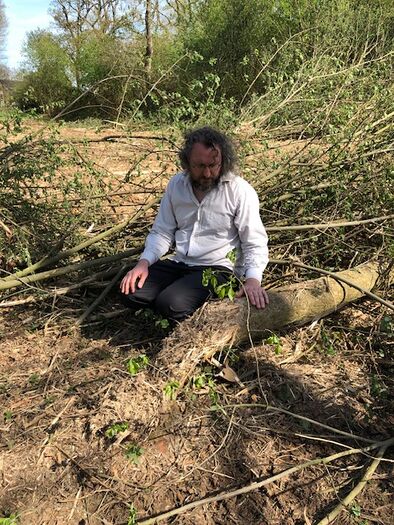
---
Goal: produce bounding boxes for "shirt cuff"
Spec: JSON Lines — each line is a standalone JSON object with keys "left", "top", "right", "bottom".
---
{"left": 245, "top": 267, "right": 263, "bottom": 282}
{"left": 139, "top": 250, "right": 157, "bottom": 266}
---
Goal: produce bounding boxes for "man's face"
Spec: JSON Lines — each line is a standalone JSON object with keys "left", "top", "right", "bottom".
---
{"left": 188, "top": 143, "right": 222, "bottom": 192}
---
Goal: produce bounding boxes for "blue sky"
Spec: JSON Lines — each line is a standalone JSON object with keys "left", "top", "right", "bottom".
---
{"left": 5, "top": 0, "right": 51, "bottom": 70}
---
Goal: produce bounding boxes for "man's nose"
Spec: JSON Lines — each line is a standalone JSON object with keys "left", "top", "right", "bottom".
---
{"left": 203, "top": 166, "right": 212, "bottom": 177}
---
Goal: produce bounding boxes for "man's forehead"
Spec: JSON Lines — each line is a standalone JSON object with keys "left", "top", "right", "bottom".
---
{"left": 190, "top": 142, "right": 221, "bottom": 160}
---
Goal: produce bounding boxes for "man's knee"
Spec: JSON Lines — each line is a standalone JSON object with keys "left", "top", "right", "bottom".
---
{"left": 121, "top": 290, "right": 152, "bottom": 309}
{"left": 154, "top": 288, "right": 208, "bottom": 320}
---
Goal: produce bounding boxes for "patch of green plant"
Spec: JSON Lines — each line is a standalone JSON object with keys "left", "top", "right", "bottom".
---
{"left": 266, "top": 334, "right": 283, "bottom": 355}
{"left": 370, "top": 374, "right": 388, "bottom": 399}
{"left": 126, "top": 354, "right": 149, "bottom": 376}
{"left": 3, "top": 410, "right": 13, "bottom": 422}
{"left": 163, "top": 380, "right": 179, "bottom": 400}
{"left": 0, "top": 514, "right": 19, "bottom": 525}
{"left": 191, "top": 368, "right": 219, "bottom": 406}
{"left": 125, "top": 444, "right": 143, "bottom": 464}
{"left": 350, "top": 503, "right": 361, "bottom": 517}
{"left": 28, "top": 373, "right": 41, "bottom": 386}
{"left": 105, "top": 421, "right": 129, "bottom": 438}
{"left": 134, "top": 309, "right": 170, "bottom": 330}
{"left": 127, "top": 504, "right": 137, "bottom": 525}
{"left": 202, "top": 268, "right": 238, "bottom": 300}
{"left": 319, "top": 328, "right": 337, "bottom": 356}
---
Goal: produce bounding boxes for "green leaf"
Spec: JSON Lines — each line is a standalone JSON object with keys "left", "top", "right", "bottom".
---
{"left": 127, "top": 355, "right": 149, "bottom": 376}
{"left": 105, "top": 422, "right": 129, "bottom": 438}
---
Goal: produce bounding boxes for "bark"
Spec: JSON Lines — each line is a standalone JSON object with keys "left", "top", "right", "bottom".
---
{"left": 144, "top": 0, "right": 153, "bottom": 80}
{"left": 158, "top": 261, "right": 385, "bottom": 383}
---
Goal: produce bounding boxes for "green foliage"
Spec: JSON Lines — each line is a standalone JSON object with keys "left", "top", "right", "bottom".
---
{"left": 3, "top": 410, "right": 13, "bottom": 422}
{"left": 125, "top": 444, "right": 143, "bottom": 464}
{"left": 163, "top": 380, "right": 179, "bottom": 400}
{"left": 350, "top": 503, "right": 362, "bottom": 518}
{"left": 319, "top": 329, "right": 338, "bottom": 357}
{"left": 266, "top": 334, "right": 283, "bottom": 355}
{"left": 28, "top": 373, "right": 41, "bottom": 386}
{"left": 126, "top": 355, "right": 150, "bottom": 376}
{"left": 105, "top": 421, "right": 129, "bottom": 438}
{"left": 134, "top": 308, "right": 170, "bottom": 330}
{"left": 127, "top": 504, "right": 137, "bottom": 525}
{"left": 370, "top": 374, "right": 388, "bottom": 399}
{"left": 202, "top": 268, "right": 238, "bottom": 301}
{"left": 14, "top": 30, "right": 74, "bottom": 115}
{"left": 0, "top": 515, "right": 19, "bottom": 525}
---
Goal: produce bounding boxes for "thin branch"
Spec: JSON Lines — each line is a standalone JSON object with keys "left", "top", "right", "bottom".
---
{"left": 136, "top": 437, "right": 394, "bottom": 525}
{"left": 75, "top": 264, "right": 126, "bottom": 326}
{"left": 0, "top": 249, "right": 141, "bottom": 292}
{"left": 3, "top": 197, "right": 159, "bottom": 282}
{"left": 316, "top": 442, "right": 390, "bottom": 525}
{"left": 266, "top": 214, "right": 394, "bottom": 232}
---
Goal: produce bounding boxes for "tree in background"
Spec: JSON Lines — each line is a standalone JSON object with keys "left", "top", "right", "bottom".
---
{"left": 13, "top": 30, "right": 74, "bottom": 115}
{"left": 11, "top": 0, "right": 394, "bottom": 119}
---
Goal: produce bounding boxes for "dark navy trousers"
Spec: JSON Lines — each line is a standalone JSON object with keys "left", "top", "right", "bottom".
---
{"left": 122, "top": 259, "right": 231, "bottom": 321}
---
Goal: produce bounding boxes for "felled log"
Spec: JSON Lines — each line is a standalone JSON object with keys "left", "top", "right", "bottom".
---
{"left": 158, "top": 261, "right": 384, "bottom": 385}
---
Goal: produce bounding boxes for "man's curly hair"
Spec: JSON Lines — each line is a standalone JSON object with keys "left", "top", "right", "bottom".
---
{"left": 179, "top": 126, "right": 238, "bottom": 176}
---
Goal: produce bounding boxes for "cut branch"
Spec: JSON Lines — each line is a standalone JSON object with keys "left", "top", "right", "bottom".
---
{"left": 3, "top": 197, "right": 159, "bottom": 282}
{"left": 158, "top": 261, "right": 390, "bottom": 384}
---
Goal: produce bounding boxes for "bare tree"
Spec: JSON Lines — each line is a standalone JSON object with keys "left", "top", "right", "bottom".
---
{"left": 144, "top": 0, "right": 153, "bottom": 79}
{"left": 49, "top": 0, "right": 137, "bottom": 88}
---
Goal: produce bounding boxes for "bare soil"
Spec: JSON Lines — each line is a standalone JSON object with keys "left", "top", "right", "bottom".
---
{"left": 0, "top": 123, "right": 393, "bottom": 525}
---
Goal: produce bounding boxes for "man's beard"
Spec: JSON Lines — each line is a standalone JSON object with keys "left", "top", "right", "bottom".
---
{"left": 190, "top": 175, "right": 220, "bottom": 192}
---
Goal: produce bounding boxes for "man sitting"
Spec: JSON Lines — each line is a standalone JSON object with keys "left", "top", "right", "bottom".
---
{"left": 120, "top": 126, "right": 269, "bottom": 320}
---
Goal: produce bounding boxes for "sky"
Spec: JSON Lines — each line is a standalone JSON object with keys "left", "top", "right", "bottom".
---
{"left": 5, "top": 0, "right": 52, "bottom": 71}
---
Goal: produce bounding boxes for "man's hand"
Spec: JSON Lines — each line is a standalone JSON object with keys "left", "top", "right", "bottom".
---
{"left": 235, "top": 278, "right": 269, "bottom": 309}
{"left": 120, "top": 259, "right": 149, "bottom": 295}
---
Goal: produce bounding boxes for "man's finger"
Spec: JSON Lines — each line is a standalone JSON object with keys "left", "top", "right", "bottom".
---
{"left": 130, "top": 273, "right": 139, "bottom": 294}
{"left": 137, "top": 271, "right": 148, "bottom": 289}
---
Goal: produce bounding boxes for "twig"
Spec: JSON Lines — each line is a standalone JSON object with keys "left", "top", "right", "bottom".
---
{"left": 266, "top": 214, "right": 394, "bottom": 232}
{"left": 75, "top": 265, "right": 126, "bottom": 326}
{"left": 0, "top": 248, "right": 141, "bottom": 292}
{"left": 2, "top": 197, "right": 159, "bottom": 282}
{"left": 220, "top": 403, "right": 375, "bottom": 444}
{"left": 136, "top": 437, "right": 394, "bottom": 524}
{"left": 316, "top": 443, "right": 390, "bottom": 525}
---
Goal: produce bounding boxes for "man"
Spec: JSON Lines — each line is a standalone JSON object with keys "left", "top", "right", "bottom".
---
{"left": 120, "top": 127, "right": 269, "bottom": 320}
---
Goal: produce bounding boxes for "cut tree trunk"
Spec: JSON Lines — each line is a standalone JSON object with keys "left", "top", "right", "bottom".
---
{"left": 158, "top": 261, "right": 384, "bottom": 385}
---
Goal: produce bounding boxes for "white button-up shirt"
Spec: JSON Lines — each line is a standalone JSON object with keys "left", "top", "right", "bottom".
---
{"left": 140, "top": 171, "right": 269, "bottom": 282}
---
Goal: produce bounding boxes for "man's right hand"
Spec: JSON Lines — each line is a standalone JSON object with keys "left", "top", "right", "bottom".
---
{"left": 120, "top": 259, "right": 149, "bottom": 295}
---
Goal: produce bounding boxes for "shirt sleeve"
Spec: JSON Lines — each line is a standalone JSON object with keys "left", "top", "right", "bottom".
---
{"left": 234, "top": 180, "right": 269, "bottom": 282}
{"left": 139, "top": 177, "right": 178, "bottom": 265}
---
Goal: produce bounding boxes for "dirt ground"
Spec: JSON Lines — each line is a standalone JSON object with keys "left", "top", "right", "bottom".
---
{"left": 0, "top": 123, "right": 393, "bottom": 525}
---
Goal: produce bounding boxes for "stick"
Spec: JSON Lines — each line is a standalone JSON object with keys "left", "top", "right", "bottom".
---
{"left": 0, "top": 248, "right": 141, "bottom": 292}
{"left": 220, "top": 403, "right": 374, "bottom": 444}
{"left": 2, "top": 197, "right": 159, "bottom": 282}
{"left": 316, "top": 443, "right": 389, "bottom": 525}
{"left": 75, "top": 264, "right": 126, "bottom": 326}
{"left": 136, "top": 437, "right": 394, "bottom": 525}
{"left": 266, "top": 214, "right": 394, "bottom": 232}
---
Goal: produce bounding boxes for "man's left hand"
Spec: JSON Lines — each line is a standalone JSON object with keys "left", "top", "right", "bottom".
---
{"left": 235, "top": 278, "right": 269, "bottom": 309}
